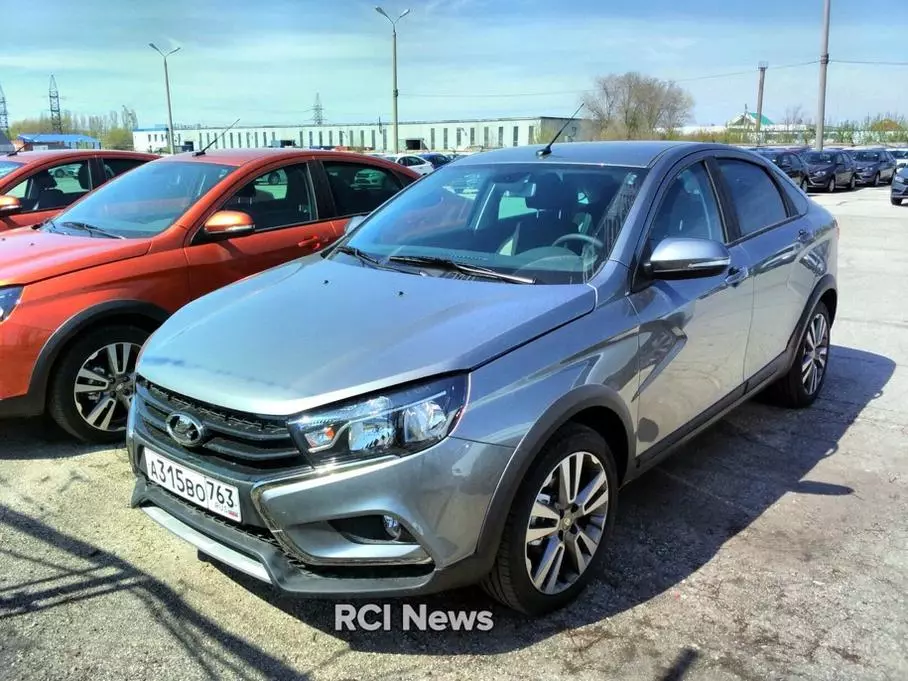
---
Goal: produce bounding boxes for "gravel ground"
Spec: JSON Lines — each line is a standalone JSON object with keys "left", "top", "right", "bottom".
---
{"left": 1, "top": 187, "right": 906, "bottom": 681}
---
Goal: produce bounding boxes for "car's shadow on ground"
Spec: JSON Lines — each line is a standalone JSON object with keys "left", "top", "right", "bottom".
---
{"left": 223, "top": 344, "right": 895, "bottom": 655}
{"left": 0, "top": 417, "right": 113, "bottom": 459}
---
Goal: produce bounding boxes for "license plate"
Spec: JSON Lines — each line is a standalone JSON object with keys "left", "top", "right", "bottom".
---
{"left": 144, "top": 448, "right": 242, "bottom": 522}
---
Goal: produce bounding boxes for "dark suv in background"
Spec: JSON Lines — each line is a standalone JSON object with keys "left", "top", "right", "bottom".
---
{"left": 754, "top": 148, "right": 809, "bottom": 192}
{"left": 851, "top": 149, "right": 897, "bottom": 186}
{"left": 802, "top": 149, "right": 857, "bottom": 192}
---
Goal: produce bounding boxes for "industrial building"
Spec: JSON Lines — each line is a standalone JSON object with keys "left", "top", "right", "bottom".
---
{"left": 16, "top": 133, "right": 101, "bottom": 151}
{"left": 132, "top": 115, "right": 588, "bottom": 154}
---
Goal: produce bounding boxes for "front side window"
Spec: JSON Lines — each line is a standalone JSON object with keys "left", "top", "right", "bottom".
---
{"left": 323, "top": 161, "right": 403, "bottom": 216}
{"left": 716, "top": 159, "right": 787, "bottom": 237}
{"left": 647, "top": 162, "right": 724, "bottom": 250}
{"left": 7, "top": 160, "right": 92, "bottom": 212}
{"left": 44, "top": 161, "right": 235, "bottom": 238}
{"left": 338, "top": 163, "right": 647, "bottom": 285}
{"left": 222, "top": 164, "right": 314, "bottom": 231}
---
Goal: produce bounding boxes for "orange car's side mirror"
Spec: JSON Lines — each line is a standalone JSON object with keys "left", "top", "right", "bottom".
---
{"left": 0, "top": 195, "right": 23, "bottom": 215}
{"left": 201, "top": 210, "right": 255, "bottom": 240}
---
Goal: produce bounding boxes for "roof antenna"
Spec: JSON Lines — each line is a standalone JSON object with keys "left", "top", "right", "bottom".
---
{"left": 193, "top": 118, "right": 241, "bottom": 157}
{"left": 537, "top": 103, "right": 584, "bottom": 158}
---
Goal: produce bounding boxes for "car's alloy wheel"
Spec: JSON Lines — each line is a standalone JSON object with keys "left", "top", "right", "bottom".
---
{"left": 873, "top": 173, "right": 881, "bottom": 187}
{"left": 524, "top": 451, "right": 608, "bottom": 595}
{"left": 48, "top": 325, "right": 149, "bottom": 443}
{"left": 849, "top": 175, "right": 857, "bottom": 190}
{"left": 72, "top": 342, "right": 142, "bottom": 432}
{"left": 801, "top": 311, "right": 830, "bottom": 396}
{"left": 481, "top": 423, "right": 617, "bottom": 615}
{"left": 827, "top": 178, "right": 836, "bottom": 192}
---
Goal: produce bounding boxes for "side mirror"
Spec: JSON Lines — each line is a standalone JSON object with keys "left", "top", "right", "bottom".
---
{"left": 201, "top": 210, "right": 255, "bottom": 240}
{"left": 645, "top": 237, "right": 731, "bottom": 280}
{"left": 0, "top": 195, "right": 22, "bottom": 215}
{"left": 344, "top": 214, "right": 366, "bottom": 235}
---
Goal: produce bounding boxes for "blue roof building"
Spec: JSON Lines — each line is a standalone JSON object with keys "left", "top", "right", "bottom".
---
{"left": 17, "top": 133, "right": 101, "bottom": 150}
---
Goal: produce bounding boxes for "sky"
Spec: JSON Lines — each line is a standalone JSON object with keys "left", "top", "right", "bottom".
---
{"left": 2, "top": 0, "right": 906, "bottom": 129}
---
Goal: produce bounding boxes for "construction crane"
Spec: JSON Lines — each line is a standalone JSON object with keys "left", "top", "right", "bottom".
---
{"left": 49, "top": 75, "right": 63, "bottom": 133}
{"left": 0, "top": 83, "right": 8, "bottom": 137}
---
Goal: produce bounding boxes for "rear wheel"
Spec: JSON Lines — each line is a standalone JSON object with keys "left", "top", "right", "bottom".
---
{"left": 764, "top": 302, "right": 831, "bottom": 409}
{"left": 481, "top": 423, "right": 617, "bottom": 615}
{"left": 47, "top": 325, "right": 149, "bottom": 444}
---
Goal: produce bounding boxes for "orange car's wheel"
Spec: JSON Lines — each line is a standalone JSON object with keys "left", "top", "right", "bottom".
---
{"left": 47, "top": 325, "right": 149, "bottom": 444}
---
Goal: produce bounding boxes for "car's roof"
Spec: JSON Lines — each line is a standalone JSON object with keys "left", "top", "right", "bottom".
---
{"left": 454, "top": 141, "right": 706, "bottom": 168}
{"left": 156, "top": 148, "right": 405, "bottom": 168}
{"left": 3, "top": 149, "right": 156, "bottom": 163}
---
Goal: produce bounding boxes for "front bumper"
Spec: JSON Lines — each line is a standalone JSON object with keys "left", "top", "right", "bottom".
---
{"left": 807, "top": 174, "right": 833, "bottom": 188}
{"left": 127, "top": 404, "right": 516, "bottom": 598}
{"left": 855, "top": 170, "right": 879, "bottom": 185}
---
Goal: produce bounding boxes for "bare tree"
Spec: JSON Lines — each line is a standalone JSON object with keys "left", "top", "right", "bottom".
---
{"left": 783, "top": 105, "right": 805, "bottom": 130}
{"left": 582, "top": 72, "right": 694, "bottom": 140}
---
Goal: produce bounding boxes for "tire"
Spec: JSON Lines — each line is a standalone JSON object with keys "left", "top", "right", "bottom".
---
{"left": 800, "top": 178, "right": 809, "bottom": 193}
{"left": 849, "top": 174, "right": 857, "bottom": 191}
{"left": 481, "top": 423, "right": 618, "bottom": 616}
{"left": 763, "top": 301, "right": 831, "bottom": 409}
{"left": 47, "top": 325, "right": 149, "bottom": 444}
{"left": 827, "top": 178, "right": 836, "bottom": 193}
{"left": 893, "top": 197, "right": 903, "bottom": 206}
{"left": 873, "top": 173, "right": 881, "bottom": 187}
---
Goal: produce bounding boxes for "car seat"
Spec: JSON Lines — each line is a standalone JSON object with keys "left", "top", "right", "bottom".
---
{"left": 498, "top": 173, "right": 577, "bottom": 255}
{"left": 28, "top": 171, "right": 67, "bottom": 211}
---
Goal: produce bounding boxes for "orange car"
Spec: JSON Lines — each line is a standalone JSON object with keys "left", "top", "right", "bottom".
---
{"left": 0, "top": 149, "right": 158, "bottom": 230}
{"left": 0, "top": 148, "right": 418, "bottom": 442}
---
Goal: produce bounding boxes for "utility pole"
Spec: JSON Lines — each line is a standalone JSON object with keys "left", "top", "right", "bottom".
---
{"left": 49, "top": 76, "right": 63, "bottom": 134}
{"left": 816, "top": 0, "right": 831, "bottom": 150}
{"left": 755, "top": 62, "right": 768, "bottom": 145}
{"left": 375, "top": 6, "right": 410, "bottom": 154}
{"left": 149, "top": 43, "right": 181, "bottom": 154}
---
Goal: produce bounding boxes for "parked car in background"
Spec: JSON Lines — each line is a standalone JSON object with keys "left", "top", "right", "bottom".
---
{"left": 754, "top": 148, "right": 809, "bottom": 191}
{"left": 887, "top": 148, "right": 908, "bottom": 170}
{"left": 802, "top": 149, "right": 857, "bottom": 192}
{"left": 419, "top": 152, "right": 454, "bottom": 169}
{"left": 892, "top": 166, "right": 908, "bottom": 205}
{"left": 126, "top": 141, "right": 838, "bottom": 616}
{"left": 851, "top": 149, "right": 897, "bottom": 186}
{"left": 0, "top": 149, "right": 158, "bottom": 231}
{"left": 0, "top": 149, "right": 417, "bottom": 443}
{"left": 382, "top": 153, "right": 435, "bottom": 176}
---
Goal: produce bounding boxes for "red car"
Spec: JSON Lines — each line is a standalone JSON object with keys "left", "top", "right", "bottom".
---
{"left": 0, "top": 148, "right": 418, "bottom": 442}
{"left": 0, "top": 149, "right": 158, "bottom": 230}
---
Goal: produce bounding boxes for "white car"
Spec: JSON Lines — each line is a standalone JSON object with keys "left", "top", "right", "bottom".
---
{"left": 886, "top": 148, "right": 908, "bottom": 170}
{"left": 381, "top": 153, "right": 435, "bottom": 176}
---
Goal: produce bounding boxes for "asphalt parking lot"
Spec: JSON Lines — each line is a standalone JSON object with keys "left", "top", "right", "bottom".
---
{"left": 1, "top": 186, "right": 906, "bottom": 681}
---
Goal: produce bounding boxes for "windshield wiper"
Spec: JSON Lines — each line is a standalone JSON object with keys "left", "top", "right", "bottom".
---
{"left": 386, "top": 255, "right": 536, "bottom": 284}
{"left": 334, "top": 244, "right": 414, "bottom": 273}
{"left": 61, "top": 221, "right": 125, "bottom": 239}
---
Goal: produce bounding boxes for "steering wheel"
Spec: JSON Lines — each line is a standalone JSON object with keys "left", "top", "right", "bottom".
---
{"left": 552, "top": 233, "right": 605, "bottom": 250}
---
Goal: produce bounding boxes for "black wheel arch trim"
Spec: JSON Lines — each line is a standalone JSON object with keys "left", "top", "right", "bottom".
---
{"left": 24, "top": 300, "right": 170, "bottom": 411}
{"left": 472, "top": 384, "right": 634, "bottom": 567}
{"left": 784, "top": 273, "right": 837, "bottom": 371}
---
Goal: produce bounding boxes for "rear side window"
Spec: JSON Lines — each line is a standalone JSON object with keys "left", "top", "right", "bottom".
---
{"left": 323, "top": 161, "right": 403, "bottom": 216}
{"left": 103, "top": 158, "right": 146, "bottom": 180}
{"left": 716, "top": 159, "right": 788, "bottom": 237}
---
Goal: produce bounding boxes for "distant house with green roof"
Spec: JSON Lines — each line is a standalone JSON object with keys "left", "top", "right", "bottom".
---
{"left": 727, "top": 111, "right": 775, "bottom": 129}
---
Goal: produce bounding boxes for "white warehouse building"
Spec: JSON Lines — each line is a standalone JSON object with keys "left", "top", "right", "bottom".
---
{"left": 132, "top": 115, "right": 588, "bottom": 154}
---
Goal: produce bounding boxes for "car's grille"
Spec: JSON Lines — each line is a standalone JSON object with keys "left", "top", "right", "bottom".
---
{"left": 136, "top": 379, "right": 310, "bottom": 470}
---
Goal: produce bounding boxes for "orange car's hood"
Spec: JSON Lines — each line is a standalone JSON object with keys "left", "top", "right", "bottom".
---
{"left": 0, "top": 228, "right": 151, "bottom": 286}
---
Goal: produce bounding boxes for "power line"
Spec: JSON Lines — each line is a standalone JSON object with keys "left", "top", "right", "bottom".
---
{"left": 832, "top": 59, "right": 908, "bottom": 66}
{"left": 402, "top": 60, "right": 820, "bottom": 99}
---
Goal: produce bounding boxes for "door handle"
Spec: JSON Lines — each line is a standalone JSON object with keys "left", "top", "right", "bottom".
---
{"left": 725, "top": 266, "right": 749, "bottom": 287}
{"left": 298, "top": 235, "right": 321, "bottom": 249}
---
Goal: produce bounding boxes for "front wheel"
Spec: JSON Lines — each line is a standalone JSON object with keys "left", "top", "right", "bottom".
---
{"left": 481, "top": 423, "right": 617, "bottom": 615}
{"left": 893, "top": 197, "right": 904, "bottom": 206}
{"left": 873, "top": 173, "right": 881, "bottom": 187}
{"left": 47, "top": 325, "right": 149, "bottom": 444}
{"left": 827, "top": 178, "right": 836, "bottom": 193}
{"left": 849, "top": 174, "right": 857, "bottom": 191}
{"left": 800, "top": 177, "right": 809, "bottom": 193}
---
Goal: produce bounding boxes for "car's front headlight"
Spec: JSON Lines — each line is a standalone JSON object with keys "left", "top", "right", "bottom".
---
{"left": 288, "top": 375, "right": 468, "bottom": 466}
{"left": 0, "top": 286, "right": 23, "bottom": 322}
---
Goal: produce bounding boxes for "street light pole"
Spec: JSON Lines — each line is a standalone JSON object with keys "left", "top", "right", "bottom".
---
{"left": 816, "top": 0, "right": 831, "bottom": 151}
{"left": 375, "top": 6, "right": 410, "bottom": 154}
{"left": 149, "top": 43, "right": 181, "bottom": 154}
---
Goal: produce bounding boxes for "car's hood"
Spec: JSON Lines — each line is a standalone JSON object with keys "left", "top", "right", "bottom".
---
{"left": 855, "top": 162, "right": 878, "bottom": 170}
{"left": 807, "top": 163, "right": 835, "bottom": 173}
{"left": 0, "top": 228, "right": 151, "bottom": 286}
{"left": 139, "top": 256, "right": 597, "bottom": 416}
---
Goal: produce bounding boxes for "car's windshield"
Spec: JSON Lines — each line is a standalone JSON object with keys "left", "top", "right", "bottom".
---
{"left": 758, "top": 151, "right": 780, "bottom": 163}
{"left": 336, "top": 162, "right": 648, "bottom": 285}
{"left": 892, "top": 150, "right": 908, "bottom": 159}
{"left": 0, "top": 160, "right": 24, "bottom": 181}
{"left": 804, "top": 152, "right": 835, "bottom": 164}
{"left": 48, "top": 160, "right": 236, "bottom": 239}
{"left": 852, "top": 151, "right": 881, "bottom": 162}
